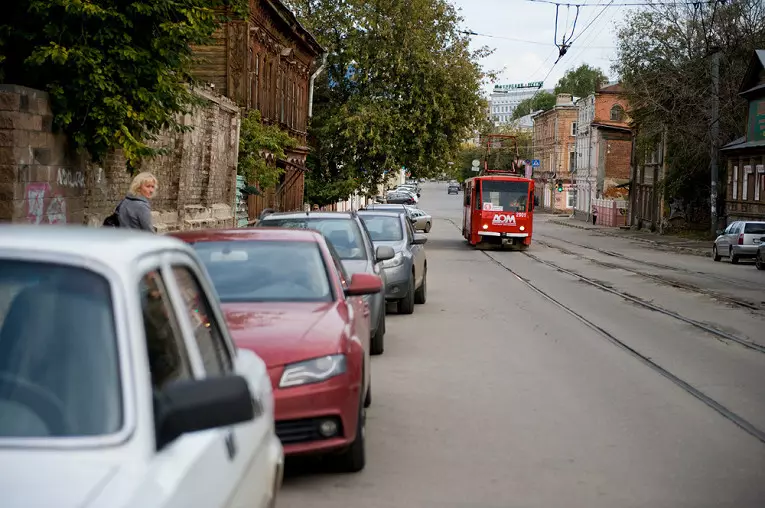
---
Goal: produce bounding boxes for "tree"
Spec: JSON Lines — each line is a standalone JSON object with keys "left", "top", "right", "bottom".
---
{"left": 286, "top": 0, "right": 491, "bottom": 204}
{"left": 0, "top": 0, "right": 242, "bottom": 169}
{"left": 511, "top": 91, "right": 556, "bottom": 120}
{"left": 554, "top": 64, "right": 608, "bottom": 98}
{"left": 238, "top": 110, "right": 296, "bottom": 191}
{"left": 613, "top": 0, "right": 765, "bottom": 222}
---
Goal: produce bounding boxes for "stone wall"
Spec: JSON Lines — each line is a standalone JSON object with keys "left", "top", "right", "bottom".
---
{"left": 0, "top": 84, "right": 240, "bottom": 232}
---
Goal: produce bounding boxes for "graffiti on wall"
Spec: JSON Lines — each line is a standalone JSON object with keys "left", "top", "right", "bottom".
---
{"left": 25, "top": 182, "right": 67, "bottom": 225}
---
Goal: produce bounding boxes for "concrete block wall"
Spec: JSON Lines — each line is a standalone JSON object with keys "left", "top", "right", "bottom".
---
{"left": 0, "top": 84, "right": 240, "bottom": 231}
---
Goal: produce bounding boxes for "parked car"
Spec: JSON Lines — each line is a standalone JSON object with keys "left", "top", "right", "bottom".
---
{"left": 390, "top": 188, "right": 418, "bottom": 203}
{"left": 386, "top": 192, "right": 416, "bottom": 205}
{"left": 0, "top": 226, "right": 282, "bottom": 508}
{"left": 713, "top": 221, "right": 765, "bottom": 263}
{"left": 256, "top": 211, "right": 392, "bottom": 355}
{"left": 408, "top": 208, "right": 433, "bottom": 233}
{"left": 357, "top": 211, "right": 428, "bottom": 314}
{"left": 172, "top": 228, "right": 386, "bottom": 472}
{"left": 756, "top": 235, "right": 765, "bottom": 270}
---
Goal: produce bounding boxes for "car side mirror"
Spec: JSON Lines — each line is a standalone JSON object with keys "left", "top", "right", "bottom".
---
{"left": 412, "top": 233, "right": 428, "bottom": 245}
{"left": 375, "top": 245, "right": 395, "bottom": 262}
{"left": 345, "top": 273, "right": 383, "bottom": 296}
{"left": 154, "top": 376, "right": 256, "bottom": 450}
{"left": 760, "top": 236, "right": 765, "bottom": 242}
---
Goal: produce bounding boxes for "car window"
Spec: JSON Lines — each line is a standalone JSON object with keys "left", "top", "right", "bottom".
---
{"left": 744, "top": 223, "right": 765, "bottom": 234}
{"left": 172, "top": 266, "right": 233, "bottom": 376}
{"left": 0, "top": 261, "right": 121, "bottom": 438}
{"left": 141, "top": 270, "right": 194, "bottom": 389}
{"left": 326, "top": 241, "right": 351, "bottom": 290}
{"left": 360, "top": 215, "right": 404, "bottom": 241}
{"left": 193, "top": 240, "right": 332, "bottom": 303}
{"left": 259, "top": 217, "right": 367, "bottom": 260}
{"left": 405, "top": 218, "right": 415, "bottom": 243}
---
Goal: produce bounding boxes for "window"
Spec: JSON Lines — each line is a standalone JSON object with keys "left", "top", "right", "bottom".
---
{"left": 569, "top": 151, "right": 576, "bottom": 172}
{"left": 259, "top": 217, "right": 367, "bottom": 260}
{"left": 480, "top": 180, "right": 529, "bottom": 212}
{"left": 172, "top": 267, "right": 233, "bottom": 376}
{"left": 193, "top": 241, "right": 332, "bottom": 303}
{"left": 610, "top": 105, "right": 624, "bottom": 122}
{"left": 0, "top": 262, "right": 121, "bottom": 437}
{"left": 571, "top": 122, "right": 577, "bottom": 136}
{"left": 744, "top": 223, "right": 765, "bottom": 235}
{"left": 325, "top": 241, "right": 350, "bottom": 290}
{"left": 360, "top": 215, "right": 404, "bottom": 241}
{"left": 404, "top": 217, "right": 415, "bottom": 243}
{"left": 567, "top": 190, "right": 576, "bottom": 208}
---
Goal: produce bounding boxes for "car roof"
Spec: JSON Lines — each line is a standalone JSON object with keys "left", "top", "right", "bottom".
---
{"left": 358, "top": 210, "right": 404, "bottom": 218}
{"left": 171, "top": 227, "right": 324, "bottom": 244}
{"left": 260, "top": 211, "right": 357, "bottom": 220}
{"left": 0, "top": 225, "right": 195, "bottom": 265}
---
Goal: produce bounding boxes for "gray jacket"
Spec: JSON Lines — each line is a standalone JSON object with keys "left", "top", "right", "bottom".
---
{"left": 117, "top": 194, "right": 154, "bottom": 232}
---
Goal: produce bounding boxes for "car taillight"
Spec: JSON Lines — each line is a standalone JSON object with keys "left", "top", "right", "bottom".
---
{"left": 738, "top": 234, "right": 744, "bottom": 245}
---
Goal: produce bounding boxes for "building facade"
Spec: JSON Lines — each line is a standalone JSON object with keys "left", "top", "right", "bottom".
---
{"left": 573, "top": 83, "right": 632, "bottom": 221}
{"left": 532, "top": 94, "right": 578, "bottom": 211}
{"left": 193, "top": 0, "right": 324, "bottom": 219}
{"left": 489, "top": 82, "right": 553, "bottom": 127}
{"left": 721, "top": 50, "right": 765, "bottom": 223}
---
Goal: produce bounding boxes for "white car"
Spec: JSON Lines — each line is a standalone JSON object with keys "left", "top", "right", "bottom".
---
{"left": 408, "top": 208, "right": 433, "bottom": 233}
{"left": 0, "top": 226, "right": 283, "bottom": 508}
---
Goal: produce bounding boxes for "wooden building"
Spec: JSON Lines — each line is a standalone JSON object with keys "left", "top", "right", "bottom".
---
{"left": 721, "top": 49, "right": 765, "bottom": 222}
{"left": 193, "top": 0, "right": 324, "bottom": 219}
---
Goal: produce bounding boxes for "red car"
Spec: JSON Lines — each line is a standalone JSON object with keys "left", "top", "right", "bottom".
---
{"left": 171, "top": 228, "right": 383, "bottom": 472}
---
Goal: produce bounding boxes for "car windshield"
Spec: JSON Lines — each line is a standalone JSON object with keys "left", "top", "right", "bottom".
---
{"left": 360, "top": 215, "right": 404, "bottom": 241}
{"left": 258, "top": 217, "right": 367, "bottom": 260}
{"left": 744, "top": 223, "right": 765, "bottom": 234}
{"left": 0, "top": 261, "right": 121, "bottom": 438}
{"left": 480, "top": 180, "right": 529, "bottom": 212}
{"left": 193, "top": 241, "right": 332, "bottom": 303}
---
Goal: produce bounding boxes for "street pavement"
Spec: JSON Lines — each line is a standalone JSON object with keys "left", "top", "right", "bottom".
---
{"left": 278, "top": 182, "right": 765, "bottom": 508}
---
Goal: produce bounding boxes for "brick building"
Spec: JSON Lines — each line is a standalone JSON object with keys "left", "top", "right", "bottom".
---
{"left": 573, "top": 83, "right": 632, "bottom": 221}
{"left": 532, "top": 94, "right": 578, "bottom": 211}
{"left": 193, "top": 0, "right": 324, "bottom": 219}
{"left": 721, "top": 49, "right": 765, "bottom": 222}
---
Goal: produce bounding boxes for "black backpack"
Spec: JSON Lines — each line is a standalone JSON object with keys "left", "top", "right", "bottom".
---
{"left": 103, "top": 200, "right": 123, "bottom": 228}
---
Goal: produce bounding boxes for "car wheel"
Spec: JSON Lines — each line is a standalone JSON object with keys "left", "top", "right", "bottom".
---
{"left": 336, "top": 397, "right": 366, "bottom": 472}
{"left": 414, "top": 266, "right": 427, "bottom": 304}
{"left": 397, "top": 276, "right": 415, "bottom": 314}
{"left": 730, "top": 247, "right": 740, "bottom": 264}
{"left": 712, "top": 245, "right": 721, "bottom": 262}
{"left": 424, "top": 221, "right": 432, "bottom": 233}
{"left": 371, "top": 312, "right": 384, "bottom": 355}
{"left": 756, "top": 251, "right": 765, "bottom": 271}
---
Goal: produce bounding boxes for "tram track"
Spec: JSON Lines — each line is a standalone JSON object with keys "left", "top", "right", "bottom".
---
{"left": 534, "top": 238, "right": 764, "bottom": 312}
{"left": 444, "top": 217, "right": 765, "bottom": 444}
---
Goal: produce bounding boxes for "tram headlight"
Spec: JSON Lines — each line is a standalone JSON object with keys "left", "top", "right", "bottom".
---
{"left": 520, "top": 226, "right": 525, "bottom": 231}
{"left": 482, "top": 224, "right": 488, "bottom": 230}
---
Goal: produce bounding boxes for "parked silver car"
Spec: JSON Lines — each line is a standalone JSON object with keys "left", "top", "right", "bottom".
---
{"left": 408, "top": 208, "right": 433, "bottom": 233}
{"left": 713, "top": 220, "right": 765, "bottom": 263}
{"left": 357, "top": 211, "right": 427, "bottom": 314}
{"left": 256, "top": 211, "right": 393, "bottom": 355}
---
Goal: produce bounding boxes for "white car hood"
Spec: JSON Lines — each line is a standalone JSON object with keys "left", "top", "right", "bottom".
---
{"left": 0, "top": 454, "right": 118, "bottom": 508}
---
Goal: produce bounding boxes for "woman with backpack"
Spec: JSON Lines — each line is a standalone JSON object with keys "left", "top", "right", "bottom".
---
{"left": 104, "top": 172, "right": 157, "bottom": 232}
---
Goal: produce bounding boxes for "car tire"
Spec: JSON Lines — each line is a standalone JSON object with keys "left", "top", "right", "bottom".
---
{"left": 414, "top": 266, "right": 427, "bottom": 304}
{"left": 397, "top": 276, "right": 415, "bottom": 315}
{"left": 756, "top": 251, "right": 765, "bottom": 271}
{"left": 730, "top": 247, "right": 740, "bottom": 264}
{"left": 712, "top": 245, "right": 721, "bottom": 262}
{"left": 424, "top": 221, "right": 432, "bottom": 233}
{"left": 337, "top": 397, "right": 366, "bottom": 472}
{"left": 371, "top": 312, "right": 384, "bottom": 355}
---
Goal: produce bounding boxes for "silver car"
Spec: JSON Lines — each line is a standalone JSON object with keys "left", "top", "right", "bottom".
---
{"left": 408, "top": 208, "right": 433, "bottom": 233}
{"left": 358, "top": 211, "right": 427, "bottom": 315}
{"left": 256, "top": 211, "right": 393, "bottom": 355}
{"left": 713, "top": 220, "right": 765, "bottom": 263}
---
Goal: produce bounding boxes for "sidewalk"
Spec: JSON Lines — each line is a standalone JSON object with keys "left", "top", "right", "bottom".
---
{"left": 546, "top": 215, "right": 712, "bottom": 258}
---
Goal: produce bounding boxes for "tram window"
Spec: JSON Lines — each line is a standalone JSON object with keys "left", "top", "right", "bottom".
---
{"left": 464, "top": 185, "right": 471, "bottom": 206}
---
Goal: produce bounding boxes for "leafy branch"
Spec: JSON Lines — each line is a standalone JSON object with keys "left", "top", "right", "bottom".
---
{"left": 237, "top": 110, "right": 297, "bottom": 191}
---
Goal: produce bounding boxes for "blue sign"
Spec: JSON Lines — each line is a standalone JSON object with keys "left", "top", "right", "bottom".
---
{"left": 531, "top": 159, "right": 541, "bottom": 167}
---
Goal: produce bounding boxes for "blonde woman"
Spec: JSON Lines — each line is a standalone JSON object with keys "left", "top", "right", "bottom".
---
{"left": 115, "top": 172, "right": 157, "bottom": 232}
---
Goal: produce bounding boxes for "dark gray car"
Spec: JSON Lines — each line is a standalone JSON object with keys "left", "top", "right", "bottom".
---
{"left": 357, "top": 211, "right": 427, "bottom": 314}
{"left": 256, "top": 211, "right": 394, "bottom": 355}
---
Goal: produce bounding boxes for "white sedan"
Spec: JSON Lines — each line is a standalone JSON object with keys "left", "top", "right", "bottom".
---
{"left": 408, "top": 208, "right": 433, "bottom": 233}
{"left": 0, "top": 226, "right": 283, "bottom": 508}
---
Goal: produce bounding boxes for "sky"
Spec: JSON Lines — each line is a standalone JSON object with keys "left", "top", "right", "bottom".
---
{"left": 450, "top": 0, "right": 630, "bottom": 96}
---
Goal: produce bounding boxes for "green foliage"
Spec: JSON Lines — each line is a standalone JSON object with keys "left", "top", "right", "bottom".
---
{"left": 289, "top": 0, "right": 491, "bottom": 204}
{"left": 511, "top": 91, "right": 556, "bottom": 120}
{"left": 0, "top": 0, "right": 244, "bottom": 169}
{"left": 238, "top": 110, "right": 297, "bottom": 191}
{"left": 554, "top": 63, "right": 608, "bottom": 98}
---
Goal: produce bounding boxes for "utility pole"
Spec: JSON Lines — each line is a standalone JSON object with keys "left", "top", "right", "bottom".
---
{"left": 659, "top": 125, "right": 668, "bottom": 234}
{"left": 709, "top": 49, "right": 721, "bottom": 235}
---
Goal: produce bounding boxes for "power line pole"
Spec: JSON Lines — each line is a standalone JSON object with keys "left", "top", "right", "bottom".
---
{"left": 709, "top": 49, "right": 721, "bottom": 235}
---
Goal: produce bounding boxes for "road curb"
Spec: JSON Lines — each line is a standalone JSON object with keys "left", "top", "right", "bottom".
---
{"left": 548, "top": 219, "right": 711, "bottom": 258}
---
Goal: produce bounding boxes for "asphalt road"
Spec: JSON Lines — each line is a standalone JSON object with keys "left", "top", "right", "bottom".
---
{"left": 278, "top": 182, "right": 765, "bottom": 508}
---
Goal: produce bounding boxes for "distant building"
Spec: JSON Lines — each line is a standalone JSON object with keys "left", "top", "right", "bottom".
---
{"left": 489, "top": 82, "right": 553, "bottom": 126}
{"left": 573, "top": 83, "right": 632, "bottom": 221}
{"left": 532, "top": 94, "right": 578, "bottom": 211}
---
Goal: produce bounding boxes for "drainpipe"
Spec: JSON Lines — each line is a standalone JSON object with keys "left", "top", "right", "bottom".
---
{"left": 308, "top": 53, "right": 328, "bottom": 118}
